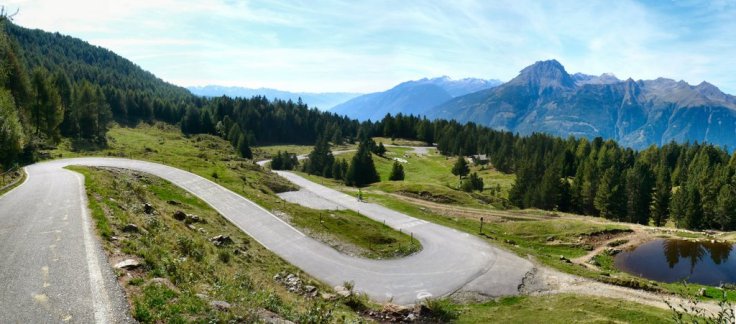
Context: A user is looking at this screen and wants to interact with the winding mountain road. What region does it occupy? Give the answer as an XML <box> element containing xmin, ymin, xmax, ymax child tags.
<box><xmin>0</xmin><ymin>157</ymin><xmax>532</xmax><ymax>321</ymax></box>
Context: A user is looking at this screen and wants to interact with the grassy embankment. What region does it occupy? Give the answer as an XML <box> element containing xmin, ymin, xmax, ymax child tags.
<box><xmin>0</xmin><ymin>168</ymin><xmax>26</xmax><ymax>197</ymax></box>
<box><xmin>70</xmin><ymin>166</ymin><xmax>366</xmax><ymax>322</ymax></box>
<box><xmin>49</xmin><ymin>123</ymin><xmax>419</xmax><ymax>260</ymax></box>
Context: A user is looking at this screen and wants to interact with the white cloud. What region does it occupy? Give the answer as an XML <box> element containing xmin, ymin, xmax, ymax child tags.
<box><xmin>4</xmin><ymin>0</ymin><xmax>736</xmax><ymax>94</ymax></box>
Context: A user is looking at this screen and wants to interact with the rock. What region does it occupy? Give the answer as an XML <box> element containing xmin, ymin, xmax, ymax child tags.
<box><xmin>559</xmin><ymin>255</ymin><xmax>571</xmax><ymax>263</ymax></box>
<box><xmin>699</xmin><ymin>288</ymin><xmax>708</xmax><ymax>297</ymax></box>
<box><xmin>605</xmin><ymin>247</ymin><xmax>622</xmax><ymax>256</ymax></box>
<box><xmin>334</xmin><ymin>285</ymin><xmax>351</xmax><ymax>297</ymax></box>
<box><xmin>122</xmin><ymin>224</ymin><xmax>139</xmax><ymax>233</ymax></box>
<box><xmin>167</xmin><ymin>200</ymin><xmax>181</xmax><ymax>206</ymax></box>
<box><xmin>504</xmin><ymin>239</ymin><xmax>516</xmax><ymax>245</ymax></box>
<box><xmin>257</xmin><ymin>308</ymin><xmax>295</xmax><ymax>324</ymax></box>
<box><xmin>383</xmin><ymin>303</ymin><xmax>410</xmax><ymax>316</ymax></box>
<box><xmin>320</xmin><ymin>292</ymin><xmax>336</xmax><ymax>300</ymax></box>
<box><xmin>143</xmin><ymin>203</ymin><xmax>154</xmax><ymax>214</ymax></box>
<box><xmin>304</xmin><ymin>285</ymin><xmax>317</xmax><ymax>294</ymax></box>
<box><xmin>209</xmin><ymin>300</ymin><xmax>231</xmax><ymax>311</ymax></box>
<box><xmin>114</xmin><ymin>259</ymin><xmax>141</xmax><ymax>270</ymax></box>
<box><xmin>195</xmin><ymin>293</ymin><xmax>208</xmax><ymax>300</ymax></box>
<box><xmin>173</xmin><ymin>210</ymin><xmax>186</xmax><ymax>221</ymax></box>
<box><xmin>187</xmin><ymin>224</ymin><xmax>197</xmax><ymax>230</ymax></box>
<box><xmin>210</xmin><ymin>235</ymin><xmax>233</xmax><ymax>246</ymax></box>
<box><xmin>546</xmin><ymin>236</ymin><xmax>555</xmax><ymax>242</ymax></box>
<box><xmin>185</xmin><ymin>214</ymin><xmax>204</xmax><ymax>224</ymax></box>
<box><xmin>406</xmin><ymin>313</ymin><xmax>417</xmax><ymax>321</ymax></box>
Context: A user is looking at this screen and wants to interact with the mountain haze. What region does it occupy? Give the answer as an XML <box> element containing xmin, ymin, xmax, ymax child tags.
<box><xmin>331</xmin><ymin>77</ymin><xmax>501</xmax><ymax>121</ymax></box>
<box><xmin>188</xmin><ymin>85</ymin><xmax>361</xmax><ymax>110</ymax></box>
<box><xmin>429</xmin><ymin>60</ymin><xmax>736</xmax><ymax>150</ymax></box>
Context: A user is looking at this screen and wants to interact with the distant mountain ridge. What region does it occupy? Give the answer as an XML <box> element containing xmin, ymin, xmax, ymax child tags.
<box><xmin>187</xmin><ymin>85</ymin><xmax>361</xmax><ymax>110</ymax></box>
<box><xmin>428</xmin><ymin>60</ymin><xmax>736</xmax><ymax>150</ymax></box>
<box><xmin>330</xmin><ymin>76</ymin><xmax>501</xmax><ymax>121</ymax></box>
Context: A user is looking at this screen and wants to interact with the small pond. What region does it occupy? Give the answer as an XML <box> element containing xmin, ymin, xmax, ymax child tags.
<box><xmin>614</xmin><ymin>238</ymin><xmax>736</xmax><ymax>286</ymax></box>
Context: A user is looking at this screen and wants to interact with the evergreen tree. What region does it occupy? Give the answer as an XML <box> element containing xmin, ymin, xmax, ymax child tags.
<box><xmin>306</xmin><ymin>134</ymin><xmax>334</xmax><ymax>176</ymax></box>
<box><xmin>374</xmin><ymin>142</ymin><xmax>387</xmax><ymax>156</ymax></box>
<box><xmin>469</xmin><ymin>172</ymin><xmax>484</xmax><ymax>191</ymax></box>
<box><xmin>650</xmin><ymin>165</ymin><xmax>671</xmax><ymax>227</ymax></box>
<box><xmin>30</xmin><ymin>69</ymin><xmax>63</xmax><ymax>142</ymax></box>
<box><xmin>389</xmin><ymin>161</ymin><xmax>405</xmax><ymax>181</ymax></box>
<box><xmin>594</xmin><ymin>167</ymin><xmax>625</xmax><ymax>220</ymax></box>
<box><xmin>715</xmin><ymin>184</ymin><xmax>736</xmax><ymax>230</ymax></box>
<box><xmin>624</xmin><ymin>163</ymin><xmax>654</xmax><ymax>224</ymax></box>
<box><xmin>345</xmin><ymin>139</ymin><xmax>380</xmax><ymax>187</ymax></box>
<box><xmin>181</xmin><ymin>106</ymin><xmax>201</xmax><ymax>135</ymax></box>
<box><xmin>0</xmin><ymin>89</ymin><xmax>24</xmax><ymax>167</ymax></box>
<box><xmin>236</xmin><ymin>134</ymin><xmax>252</xmax><ymax>159</ymax></box>
<box><xmin>451</xmin><ymin>155</ymin><xmax>470</xmax><ymax>180</ymax></box>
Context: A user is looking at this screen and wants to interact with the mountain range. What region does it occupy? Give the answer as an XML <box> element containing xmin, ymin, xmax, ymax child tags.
<box><xmin>330</xmin><ymin>77</ymin><xmax>502</xmax><ymax>121</ymax></box>
<box><xmin>187</xmin><ymin>86</ymin><xmax>361</xmax><ymax>110</ymax></box>
<box><xmin>428</xmin><ymin>60</ymin><xmax>736</xmax><ymax>150</ymax></box>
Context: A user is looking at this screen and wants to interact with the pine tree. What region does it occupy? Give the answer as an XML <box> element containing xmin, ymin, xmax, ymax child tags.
<box><xmin>0</xmin><ymin>89</ymin><xmax>24</xmax><ymax>167</ymax></box>
<box><xmin>469</xmin><ymin>172</ymin><xmax>484</xmax><ymax>191</ymax></box>
<box><xmin>389</xmin><ymin>161</ymin><xmax>405</xmax><ymax>181</ymax></box>
<box><xmin>345</xmin><ymin>139</ymin><xmax>380</xmax><ymax>187</ymax></box>
<box><xmin>30</xmin><ymin>69</ymin><xmax>63</xmax><ymax>142</ymax></box>
<box><xmin>451</xmin><ymin>155</ymin><xmax>470</xmax><ymax>180</ymax></box>
<box><xmin>624</xmin><ymin>163</ymin><xmax>654</xmax><ymax>225</ymax></box>
<box><xmin>375</xmin><ymin>142</ymin><xmax>387</xmax><ymax>157</ymax></box>
<box><xmin>715</xmin><ymin>184</ymin><xmax>736</xmax><ymax>230</ymax></box>
<box><xmin>237</xmin><ymin>134</ymin><xmax>252</xmax><ymax>159</ymax></box>
<box><xmin>650</xmin><ymin>165</ymin><xmax>671</xmax><ymax>227</ymax></box>
<box><xmin>594</xmin><ymin>167</ymin><xmax>625</xmax><ymax>220</ymax></box>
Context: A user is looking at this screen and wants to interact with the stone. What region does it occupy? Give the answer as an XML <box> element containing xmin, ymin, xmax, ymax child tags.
<box><xmin>257</xmin><ymin>308</ymin><xmax>295</xmax><ymax>324</ymax></box>
<box><xmin>383</xmin><ymin>303</ymin><xmax>410</xmax><ymax>315</ymax></box>
<box><xmin>114</xmin><ymin>259</ymin><xmax>141</xmax><ymax>270</ymax></box>
<box><xmin>143</xmin><ymin>203</ymin><xmax>154</xmax><ymax>214</ymax></box>
<box><xmin>699</xmin><ymin>288</ymin><xmax>708</xmax><ymax>297</ymax></box>
<box><xmin>167</xmin><ymin>200</ymin><xmax>181</xmax><ymax>206</ymax></box>
<box><xmin>210</xmin><ymin>300</ymin><xmax>231</xmax><ymax>311</ymax></box>
<box><xmin>334</xmin><ymin>285</ymin><xmax>351</xmax><ymax>297</ymax></box>
<box><xmin>173</xmin><ymin>210</ymin><xmax>186</xmax><ymax>221</ymax></box>
<box><xmin>210</xmin><ymin>235</ymin><xmax>233</xmax><ymax>246</ymax></box>
<box><xmin>185</xmin><ymin>214</ymin><xmax>204</xmax><ymax>224</ymax></box>
<box><xmin>559</xmin><ymin>255</ymin><xmax>571</xmax><ymax>263</ymax></box>
<box><xmin>122</xmin><ymin>224</ymin><xmax>139</xmax><ymax>233</ymax></box>
<box><xmin>406</xmin><ymin>313</ymin><xmax>417</xmax><ymax>321</ymax></box>
<box><xmin>320</xmin><ymin>292</ymin><xmax>336</xmax><ymax>301</ymax></box>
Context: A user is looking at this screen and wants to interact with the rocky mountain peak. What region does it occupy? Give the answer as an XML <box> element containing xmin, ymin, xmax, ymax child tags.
<box><xmin>511</xmin><ymin>59</ymin><xmax>575</xmax><ymax>91</ymax></box>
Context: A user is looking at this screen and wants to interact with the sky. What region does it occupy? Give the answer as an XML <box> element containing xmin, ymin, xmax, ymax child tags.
<box><xmin>4</xmin><ymin>0</ymin><xmax>736</xmax><ymax>94</ymax></box>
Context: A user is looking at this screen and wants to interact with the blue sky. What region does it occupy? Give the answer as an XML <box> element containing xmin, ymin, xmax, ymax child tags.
<box><xmin>5</xmin><ymin>0</ymin><xmax>736</xmax><ymax>94</ymax></box>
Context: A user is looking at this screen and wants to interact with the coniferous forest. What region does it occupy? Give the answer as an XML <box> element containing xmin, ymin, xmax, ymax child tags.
<box><xmin>2</xmin><ymin>18</ymin><xmax>736</xmax><ymax>232</ymax></box>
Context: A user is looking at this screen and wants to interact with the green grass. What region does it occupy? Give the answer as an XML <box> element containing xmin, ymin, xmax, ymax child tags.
<box><xmin>49</xmin><ymin>123</ymin><xmax>419</xmax><ymax>259</ymax></box>
<box><xmin>331</xmin><ymin>145</ymin><xmax>515</xmax><ymax>209</ymax></box>
<box><xmin>70</xmin><ymin>166</ymin><xmax>363</xmax><ymax>322</ymax></box>
<box><xmin>456</xmin><ymin>294</ymin><xmax>680</xmax><ymax>323</ymax></box>
<box><xmin>372</xmin><ymin>137</ymin><xmax>429</xmax><ymax>147</ymax></box>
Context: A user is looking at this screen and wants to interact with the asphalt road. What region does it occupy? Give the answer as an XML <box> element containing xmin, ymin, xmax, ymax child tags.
<box><xmin>0</xmin><ymin>160</ymin><xmax>132</xmax><ymax>323</ymax></box>
<box><xmin>1</xmin><ymin>157</ymin><xmax>532</xmax><ymax>321</ymax></box>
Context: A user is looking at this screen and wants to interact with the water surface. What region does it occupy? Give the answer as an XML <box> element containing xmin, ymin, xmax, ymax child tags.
<box><xmin>614</xmin><ymin>238</ymin><xmax>736</xmax><ymax>285</ymax></box>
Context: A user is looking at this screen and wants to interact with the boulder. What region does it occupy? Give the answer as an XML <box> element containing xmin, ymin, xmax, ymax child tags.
<box><xmin>122</xmin><ymin>224</ymin><xmax>139</xmax><ymax>233</ymax></box>
<box><xmin>114</xmin><ymin>259</ymin><xmax>141</xmax><ymax>270</ymax></box>
<box><xmin>210</xmin><ymin>300</ymin><xmax>231</xmax><ymax>311</ymax></box>
<box><xmin>143</xmin><ymin>203</ymin><xmax>154</xmax><ymax>214</ymax></box>
<box><xmin>173</xmin><ymin>210</ymin><xmax>186</xmax><ymax>221</ymax></box>
<box><xmin>334</xmin><ymin>285</ymin><xmax>351</xmax><ymax>297</ymax></box>
<box><xmin>210</xmin><ymin>235</ymin><xmax>233</xmax><ymax>246</ymax></box>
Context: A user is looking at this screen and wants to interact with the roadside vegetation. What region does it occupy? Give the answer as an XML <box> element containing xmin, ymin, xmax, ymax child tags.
<box><xmin>49</xmin><ymin>123</ymin><xmax>420</xmax><ymax>259</ymax></box>
<box><xmin>0</xmin><ymin>167</ymin><xmax>25</xmax><ymax>196</ymax></box>
<box><xmin>69</xmin><ymin>166</ymin><xmax>366</xmax><ymax>322</ymax></box>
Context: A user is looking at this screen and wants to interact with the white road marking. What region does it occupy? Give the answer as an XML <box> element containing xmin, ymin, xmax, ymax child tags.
<box><xmin>76</xmin><ymin>173</ymin><xmax>112</xmax><ymax>324</ymax></box>
<box><xmin>416</xmin><ymin>290</ymin><xmax>433</xmax><ymax>300</ymax></box>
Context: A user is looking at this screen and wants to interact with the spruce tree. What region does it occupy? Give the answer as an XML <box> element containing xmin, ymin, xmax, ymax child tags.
<box><xmin>237</xmin><ymin>134</ymin><xmax>252</xmax><ymax>159</ymax></box>
<box><xmin>346</xmin><ymin>139</ymin><xmax>380</xmax><ymax>187</ymax></box>
<box><xmin>389</xmin><ymin>161</ymin><xmax>404</xmax><ymax>181</ymax></box>
<box><xmin>451</xmin><ymin>155</ymin><xmax>470</xmax><ymax>180</ymax></box>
